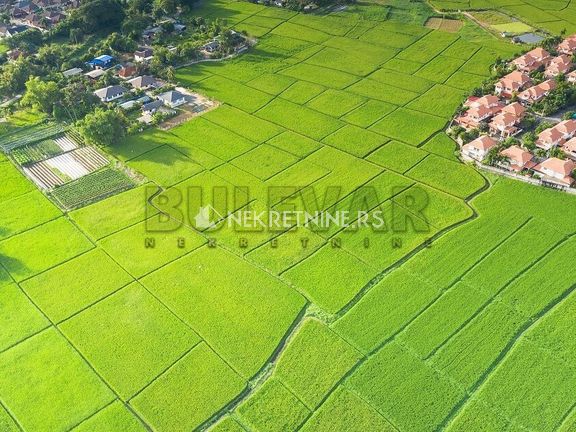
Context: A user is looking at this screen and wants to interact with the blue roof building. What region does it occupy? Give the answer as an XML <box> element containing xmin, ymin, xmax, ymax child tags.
<box><xmin>87</xmin><ymin>55</ymin><xmax>114</xmax><ymax>69</ymax></box>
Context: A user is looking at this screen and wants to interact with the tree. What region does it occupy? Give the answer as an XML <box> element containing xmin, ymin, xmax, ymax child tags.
<box><xmin>153</xmin><ymin>0</ymin><xmax>176</xmax><ymax>16</ymax></box>
<box><xmin>77</xmin><ymin>108</ymin><xmax>128</xmax><ymax>146</ymax></box>
<box><xmin>122</xmin><ymin>13</ymin><xmax>151</xmax><ymax>38</ymax></box>
<box><xmin>0</xmin><ymin>59</ymin><xmax>33</xmax><ymax>97</ymax></box>
<box><xmin>70</xmin><ymin>0</ymin><xmax>125</xmax><ymax>34</ymax></box>
<box><xmin>20</xmin><ymin>77</ymin><xmax>60</xmax><ymax>114</ymax></box>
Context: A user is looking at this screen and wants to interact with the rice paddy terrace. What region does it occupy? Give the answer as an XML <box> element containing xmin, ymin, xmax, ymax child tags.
<box><xmin>1</xmin><ymin>1</ymin><xmax>576</xmax><ymax>431</ymax></box>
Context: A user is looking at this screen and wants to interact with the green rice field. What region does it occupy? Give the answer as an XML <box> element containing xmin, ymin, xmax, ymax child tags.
<box><xmin>1</xmin><ymin>0</ymin><xmax>576</xmax><ymax>431</ymax></box>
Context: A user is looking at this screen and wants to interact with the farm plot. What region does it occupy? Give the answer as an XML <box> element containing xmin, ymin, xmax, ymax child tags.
<box><xmin>0</xmin><ymin>190</ymin><xmax>61</xmax><ymax>240</ymax></box>
<box><xmin>59</xmin><ymin>283</ymin><xmax>200</xmax><ymax>399</ymax></box>
<box><xmin>0</xmin><ymin>122</ymin><xmax>64</xmax><ymax>153</ymax></box>
<box><xmin>21</xmin><ymin>249</ymin><xmax>133</xmax><ymax>322</ymax></box>
<box><xmin>50</xmin><ymin>168</ymin><xmax>136</xmax><ymax>210</ymax></box>
<box><xmin>25</xmin><ymin>146</ymin><xmax>109</xmax><ymax>190</ymax></box>
<box><xmin>370</xmin><ymin>108</ymin><xmax>447</xmax><ymax>145</ymax></box>
<box><xmin>141</xmin><ymin>246</ymin><xmax>306</xmax><ymax>377</ymax></box>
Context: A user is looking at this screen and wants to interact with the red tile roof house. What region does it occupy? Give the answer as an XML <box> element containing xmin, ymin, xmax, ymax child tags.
<box><xmin>537</xmin><ymin>127</ymin><xmax>566</xmax><ymax>150</ymax></box>
<box><xmin>502</xmin><ymin>102</ymin><xmax>526</xmax><ymax>118</ymax></box>
<box><xmin>545</xmin><ymin>55</ymin><xmax>573</xmax><ymax>78</ymax></box>
<box><xmin>533</xmin><ymin>157</ymin><xmax>576</xmax><ymax>185</ymax></box>
<box><xmin>499</xmin><ymin>145</ymin><xmax>534</xmax><ymax>171</ymax></box>
<box><xmin>456</xmin><ymin>95</ymin><xmax>503</xmax><ymax>129</ymax></box>
<box><xmin>562</xmin><ymin>137</ymin><xmax>576</xmax><ymax>160</ymax></box>
<box><xmin>512</xmin><ymin>48</ymin><xmax>552</xmax><ymax>72</ymax></box>
<box><xmin>535</xmin><ymin>120</ymin><xmax>576</xmax><ymax>151</ymax></box>
<box><xmin>518</xmin><ymin>79</ymin><xmax>557</xmax><ymax>105</ymax></box>
<box><xmin>456</xmin><ymin>104</ymin><xmax>493</xmax><ymax>129</ymax></box>
<box><xmin>462</xmin><ymin>135</ymin><xmax>498</xmax><ymax>161</ymax></box>
<box><xmin>557</xmin><ymin>35</ymin><xmax>576</xmax><ymax>56</ymax></box>
<box><xmin>495</xmin><ymin>71</ymin><xmax>531</xmax><ymax>98</ymax></box>
<box><xmin>489</xmin><ymin>112</ymin><xmax>522</xmax><ymax>138</ymax></box>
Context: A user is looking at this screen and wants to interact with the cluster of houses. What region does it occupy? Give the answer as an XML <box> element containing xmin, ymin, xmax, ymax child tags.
<box><xmin>456</xmin><ymin>35</ymin><xmax>576</xmax><ymax>187</ymax></box>
<box><xmin>0</xmin><ymin>0</ymin><xmax>71</xmax><ymax>34</ymax></box>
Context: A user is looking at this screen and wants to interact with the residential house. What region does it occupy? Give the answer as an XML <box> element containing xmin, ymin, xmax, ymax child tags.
<box><xmin>512</xmin><ymin>47</ymin><xmax>551</xmax><ymax>72</ymax></box>
<box><xmin>518</xmin><ymin>79</ymin><xmax>557</xmax><ymax>105</ymax></box>
<box><xmin>495</xmin><ymin>71</ymin><xmax>531</xmax><ymax>97</ymax></box>
<box><xmin>158</xmin><ymin>90</ymin><xmax>186</xmax><ymax>107</ymax></box>
<box><xmin>568</xmin><ymin>70</ymin><xmax>576</xmax><ymax>84</ymax></box>
<box><xmin>134</xmin><ymin>47</ymin><xmax>153</xmax><ymax>62</ymax></box>
<box><xmin>202</xmin><ymin>40</ymin><xmax>220</xmax><ymax>53</ymax></box>
<box><xmin>142</xmin><ymin>100</ymin><xmax>163</xmax><ymax>115</ymax></box>
<box><xmin>456</xmin><ymin>104</ymin><xmax>493</xmax><ymax>129</ymax></box>
<box><xmin>62</xmin><ymin>67</ymin><xmax>83</xmax><ymax>78</ymax></box>
<box><xmin>558</xmin><ymin>35</ymin><xmax>576</xmax><ymax>56</ymax></box>
<box><xmin>87</xmin><ymin>55</ymin><xmax>114</xmax><ymax>69</ymax></box>
<box><xmin>499</xmin><ymin>145</ymin><xmax>534</xmax><ymax>171</ymax></box>
<box><xmin>128</xmin><ymin>75</ymin><xmax>157</xmax><ymax>90</ymax></box>
<box><xmin>85</xmin><ymin>69</ymin><xmax>105</xmax><ymax>80</ymax></box>
<box><xmin>5</xmin><ymin>25</ymin><xmax>29</xmax><ymax>37</ymax></box>
<box><xmin>533</xmin><ymin>157</ymin><xmax>575</xmax><ymax>185</ymax></box>
<box><xmin>94</xmin><ymin>85</ymin><xmax>128</xmax><ymax>102</ymax></box>
<box><xmin>535</xmin><ymin>120</ymin><xmax>576</xmax><ymax>150</ymax></box>
<box><xmin>118</xmin><ymin>63</ymin><xmax>137</xmax><ymax>79</ymax></box>
<box><xmin>44</xmin><ymin>11</ymin><xmax>65</xmax><ymax>26</ymax></box>
<box><xmin>562</xmin><ymin>137</ymin><xmax>576</xmax><ymax>160</ymax></box>
<box><xmin>545</xmin><ymin>55</ymin><xmax>572</xmax><ymax>78</ymax></box>
<box><xmin>489</xmin><ymin>112</ymin><xmax>522</xmax><ymax>138</ymax></box>
<box><xmin>461</xmin><ymin>135</ymin><xmax>498</xmax><ymax>161</ymax></box>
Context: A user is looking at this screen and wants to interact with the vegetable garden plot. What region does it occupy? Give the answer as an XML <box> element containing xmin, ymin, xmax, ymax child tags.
<box><xmin>131</xmin><ymin>343</ymin><xmax>246</xmax><ymax>431</ymax></box>
<box><xmin>0</xmin><ymin>329</ymin><xmax>114</xmax><ymax>432</ymax></box>
<box><xmin>25</xmin><ymin>146</ymin><xmax>110</xmax><ymax>190</ymax></box>
<box><xmin>300</xmin><ymin>387</ymin><xmax>396</xmax><ymax>432</ymax></box>
<box><xmin>273</xmin><ymin>319</ymin><xmax>362</xmax><ymax>409</ymax></box>
<box><xmin>0</xmin><ymin>283</ymin><xmax>49</xmax><ymax>352</ymax></box>
<box><xmin>237</xmin><ymin>378</ymin><xmax>310</xmax><ymax>431</ymax></box>
<box><xmin>50</xmin><ymin>168</ymin><xmax>136</xmax><ymax>211</ymax></box>
<box><xmin>141</xmin><ymin>246</ymin><xmax>306</xmax><ymax>377</ymax></box>
<box><xmin>11</xmin><ymin>138</ymin><xmax>67</xmax><ymax>165</ymax></box>
<box><xmin>60</xmin><ymin>282</ymin><xmax>200</xmax><ymax>399</ymax></box>
<box><xmin>0</xmin><ymin>122</ymin><xmax>64</xmax><ymax>153</ymax></box>
<box><xmin>21</xmin><ymin>249</ymin><xmax>133</xmax><ymax>323</ymax></box>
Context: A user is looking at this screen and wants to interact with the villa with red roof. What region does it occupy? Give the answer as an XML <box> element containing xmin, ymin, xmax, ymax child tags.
<box><xmin>489</xmin><ymin>112</ymin><xmax>522</xmax><ymax>138</ymax></box>
<box><xmin>562</xmin><ymin>137</ymin><xmax>576</xmax><ymax>160</ymax></box>
<box><xmin>545</xmin><ymin>55</ymin><xmax>573</xmax><ymax>78</ymax></box>
<box><xmin>558</xmin><ymin>35</ymin><xmax>576</xmax><ymax>56</ymax></box>
<box><xmin>536</xmin><ymin>120</ymin><xmax>576</xmax><ymax>150</ymax></box>
<box><xmin>499</xmin><ymin>145</ymin><xmax>534</xmax><ymax>171</ymax></box>
<box><xmin>456</xmin><ymin>95</ymin><xmax>503</xmax><ymax>129</ymax></box>
<box><xmin>518</xmin><ymin>80</ymin><xmax>557</xmax><ymax>105</ymax></box>
<box><xmin>533</xmin><ymin>158</ymin><xmax>576</xmax><ymax>185</ymax></box>
<box><xmin>495</xmin><ymin>71</ymin><xmax>531</xmax><ymax>98</ymax></box>
<box><xmin>462</xmin><ymin>135</ymin><xmax>498</xmax><ymax>161</ymax></box>
<box><xmin>512</xmin><ymin>48</ymin><xmax>552</xmax><ymax>72</ymax></box>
